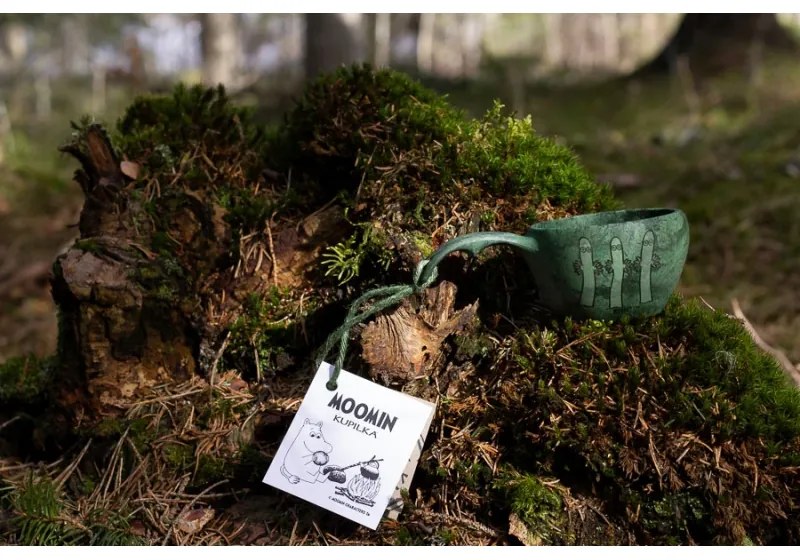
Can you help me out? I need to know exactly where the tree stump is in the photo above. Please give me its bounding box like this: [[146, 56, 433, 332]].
[[52, 125, 214, 417]]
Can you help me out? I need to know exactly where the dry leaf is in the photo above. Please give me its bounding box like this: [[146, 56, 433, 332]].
[[121, 160, 140, 180], [129, 520, 148, 537], [175, 508, 214, 535], [229, 378, 248, 392]]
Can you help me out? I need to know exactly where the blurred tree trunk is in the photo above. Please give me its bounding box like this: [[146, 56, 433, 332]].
[[60, 15, 90, 75], [0, 20, 27, 72], [417, 13, 436, 74], [365, 13, 391, 68], [389, 14, 419, 69], [305, 14, 365, 80], [638, 14, 796, 76], [201, 13, 240, 87]]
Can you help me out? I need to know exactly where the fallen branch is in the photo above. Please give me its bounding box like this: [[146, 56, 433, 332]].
[[731, 298, 800, 387]]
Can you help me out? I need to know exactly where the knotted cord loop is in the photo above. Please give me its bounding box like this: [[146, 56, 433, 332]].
[[316, 260, 438, 390]]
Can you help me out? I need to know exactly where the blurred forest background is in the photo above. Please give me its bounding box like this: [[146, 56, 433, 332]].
[[1, 13, 800, 378]]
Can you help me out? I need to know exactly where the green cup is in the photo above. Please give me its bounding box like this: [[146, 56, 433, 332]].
[[417, 208, 689, 320]]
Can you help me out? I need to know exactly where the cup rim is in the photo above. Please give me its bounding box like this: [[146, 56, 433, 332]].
[[529, 208, 683, 230]]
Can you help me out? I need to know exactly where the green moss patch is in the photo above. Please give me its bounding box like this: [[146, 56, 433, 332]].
[[434, 296, 800, 544], [0, 355, 55, 404]]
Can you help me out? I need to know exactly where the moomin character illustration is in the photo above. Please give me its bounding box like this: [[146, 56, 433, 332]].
[[280, 418, 336, 484]]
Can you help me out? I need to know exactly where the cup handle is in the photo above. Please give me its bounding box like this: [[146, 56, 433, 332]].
[[416, 232, 538, 286]]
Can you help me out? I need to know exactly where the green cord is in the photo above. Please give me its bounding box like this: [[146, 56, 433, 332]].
[[316, 259, 438, 390]]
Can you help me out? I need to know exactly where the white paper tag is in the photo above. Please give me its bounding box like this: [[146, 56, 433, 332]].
[[386, 396, 435, 520], [262, 362, 436, 530]]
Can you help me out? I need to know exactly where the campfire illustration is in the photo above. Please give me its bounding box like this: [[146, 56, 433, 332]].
[[326, 456, 383, 507]]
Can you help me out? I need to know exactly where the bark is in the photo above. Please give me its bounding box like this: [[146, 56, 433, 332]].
[[637, 13, 796, 76], [50, 123, 348, 420], [201, 13, 240, 87], [304, 13, 365, 80], [52, 127, 216, 417]]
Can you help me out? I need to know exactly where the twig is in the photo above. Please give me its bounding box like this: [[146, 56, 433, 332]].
[[266, 214, 278, 286], [698, 296, 716, 311], [208, 331, 231, 393], [0, 415, 22, 433], [124, 387, 206, 408], [312, 521, 329, 546], [423, 511, 498, 537], [253, 336, 263, 383], [54, 439, 93, 490], [731, 298, 800, 387]]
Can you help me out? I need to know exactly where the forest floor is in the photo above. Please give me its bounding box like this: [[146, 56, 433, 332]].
[[2, 59, 800, 545], [1, 56, 799, 370]]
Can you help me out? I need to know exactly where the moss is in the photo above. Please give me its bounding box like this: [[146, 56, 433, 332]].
[[194, 454, 229, 486], [223, 288, 299, 378], [0, 355, 55, 404], [270, 65, 613, 236], [115, 83, 266, 177], [91, 418, 126, 438], [640, 491, 710, 543], [114, 83, 279, 240], [131, 255, 186, 306], [229, 444, 267, 485], [494, 471, 564, 543], [271, 64, 463, 197], [36, 66, 800, 545], [78, 476, 96, 496], [72, 239, 103, 255], [194, 444, 263, 487], [470, 295, 800, 543], [454, 459, 493, 491], [394, 526, 425, 545], [162, 443, 193, 471], [454, 332, 493, 361], [90, 417, 155, 452], [409, 231, 435, 258], [434, 528, 457, 545]]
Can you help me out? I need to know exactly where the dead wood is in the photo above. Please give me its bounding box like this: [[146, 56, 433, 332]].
[[361, 280, 478, 384]]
